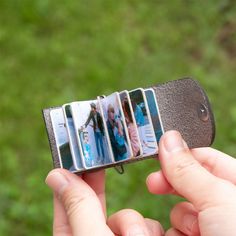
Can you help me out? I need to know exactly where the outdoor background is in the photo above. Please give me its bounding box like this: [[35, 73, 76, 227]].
[[0, 1, 236, 235]]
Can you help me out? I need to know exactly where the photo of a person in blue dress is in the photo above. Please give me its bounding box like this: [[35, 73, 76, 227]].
[[106, 104, 128, 162], [82, 132, 94, 167]]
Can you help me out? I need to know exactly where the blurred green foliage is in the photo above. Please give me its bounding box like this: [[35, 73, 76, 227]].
[[0, 0, 236, 235]]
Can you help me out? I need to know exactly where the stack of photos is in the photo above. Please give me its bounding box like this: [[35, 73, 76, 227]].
[[49, 87, 164, 173]]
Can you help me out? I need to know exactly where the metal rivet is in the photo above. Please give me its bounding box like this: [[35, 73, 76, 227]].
[[198, 103, 209, 122]]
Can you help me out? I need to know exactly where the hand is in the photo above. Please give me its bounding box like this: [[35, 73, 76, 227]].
[[45, 169, 164, 236], [146, 131, 236, 236]]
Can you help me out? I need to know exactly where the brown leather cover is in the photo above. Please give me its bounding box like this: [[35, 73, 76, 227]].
[[42, 78, 215, 174], [153, 78, 215, 148]]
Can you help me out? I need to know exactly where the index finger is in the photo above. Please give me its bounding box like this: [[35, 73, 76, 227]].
[[146, 147, 236, 195]]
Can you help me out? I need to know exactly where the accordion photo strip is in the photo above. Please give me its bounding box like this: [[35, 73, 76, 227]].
[[43, 78, 215, 174]]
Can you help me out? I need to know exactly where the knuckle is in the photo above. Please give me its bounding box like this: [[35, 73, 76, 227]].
[[61, 187, 95, 217], [172, 157, 197, 180]]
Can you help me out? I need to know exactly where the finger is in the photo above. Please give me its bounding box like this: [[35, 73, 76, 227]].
[[146, 171, 176, 195], [107, 209, 163, 236], [83, 170, 106, 214], [144, 218, 165, 235], [159, 131, 236, 211], [165, 228, 186, 236], [146, 147, 236, 195], [191, 147, 236, 184], [46, 169, 113, 236], [170, 202, 200, 236], [53, 193, 72, 236]]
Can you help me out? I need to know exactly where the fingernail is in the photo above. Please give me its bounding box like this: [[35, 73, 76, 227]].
[[163, 131, 185, 153], [127, 224, 147, 236], [45, 171, 69, 196]]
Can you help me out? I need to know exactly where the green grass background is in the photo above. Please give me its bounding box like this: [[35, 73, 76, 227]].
[[0, 0, 236, 235]]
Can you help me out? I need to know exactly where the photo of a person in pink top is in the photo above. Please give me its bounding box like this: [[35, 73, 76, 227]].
[[120, 91, 142, 157]]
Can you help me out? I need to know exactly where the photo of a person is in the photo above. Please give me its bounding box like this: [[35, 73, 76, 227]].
[[100, 93, 132, 162], [120, 92, 141, 157], [82, 132, 93, 167], [133, 101, 148, 146], [70, 101, 112, 168], [107, 104, 128, 161], [82, 102, 105, 161], [129, 89, 158, 156]]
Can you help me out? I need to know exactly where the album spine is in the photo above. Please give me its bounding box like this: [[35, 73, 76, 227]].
[[42, 108, 62, 169]]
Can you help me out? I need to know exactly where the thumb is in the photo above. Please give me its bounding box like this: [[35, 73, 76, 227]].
[[159, 131, 236, 211], [46, 169, 113, 236]]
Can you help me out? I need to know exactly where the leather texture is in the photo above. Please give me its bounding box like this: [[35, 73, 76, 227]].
[[153, 78, 215, 148]]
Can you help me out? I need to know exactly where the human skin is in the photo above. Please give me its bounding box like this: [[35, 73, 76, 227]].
[[46, 130, 236, 236], [146, 131, 236, 236], [45, 170, 163, 236]]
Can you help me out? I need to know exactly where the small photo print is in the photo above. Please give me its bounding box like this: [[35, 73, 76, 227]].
[[120, 90, 142, 157], [63, 104, 84, 170], [145, 89, 163, 143], [99, 92, 132, 162], [129, 88, 158, 156], [50, 108, 76, 172], [71, 100, 113, 168]]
